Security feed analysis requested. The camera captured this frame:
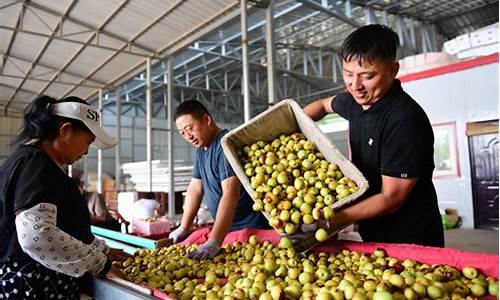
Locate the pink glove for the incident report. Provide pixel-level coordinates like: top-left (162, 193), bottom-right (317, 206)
top-left (188, 239), bottom-right (220, 260)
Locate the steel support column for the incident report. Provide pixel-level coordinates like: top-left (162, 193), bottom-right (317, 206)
top-left (83, 157), bottom-right (88, 190)
top-left (303, 51), bottom-right (308, 75)
top-left (345, 0), bottom-right (352, 18)
top-left (421, 27), bottom-right (428, 53)
top-left (146, 57), bottom-right (153, 192)
top-left (115, 90), bottom-right (122, 190)
top-left (409, 19), bottom-right (416, 49)
top-left (265, 0), bottom-right (277, 105)
top-left (241, 0), bottom-right (251, 122)
top-left (97, 89), bottom-right (103, 194)
top-left (166, 58), bottom-right (175, 219)
top-left (381, 10), bottom-right (388, 26)
top-left (365, 7), bottom-right (374, 24)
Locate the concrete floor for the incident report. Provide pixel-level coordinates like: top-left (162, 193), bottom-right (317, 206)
top-left (444, 228), bottom-right (499, 254)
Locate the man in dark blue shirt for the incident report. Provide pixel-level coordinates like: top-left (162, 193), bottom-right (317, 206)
top-left (169, 100), bottom-right (265, 259)
top-left (304, 24), bottom-right (444, 247)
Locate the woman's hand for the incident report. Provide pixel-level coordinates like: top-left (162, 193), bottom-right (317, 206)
top-left (105, 264), bottom-right (126, 280)
top-left (107, 248), bottom-right (131, 262)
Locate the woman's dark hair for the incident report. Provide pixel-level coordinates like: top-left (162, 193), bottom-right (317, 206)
top-left (14, 95), bottom-right (92, 145)
top-left (340, 24), bottom-right (400, 64)
top-left (174, 100), bottom-right (211, 121)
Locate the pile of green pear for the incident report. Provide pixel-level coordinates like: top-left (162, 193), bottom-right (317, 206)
top-left (115, 235), bottom-right (498, 300)
top-left (237, 132), bottom-right (359, 239)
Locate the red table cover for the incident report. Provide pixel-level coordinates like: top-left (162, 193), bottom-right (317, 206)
top-left (126, 227), bottom-right (498, 299)
top-left (180, 228), bottom-right (499, 278)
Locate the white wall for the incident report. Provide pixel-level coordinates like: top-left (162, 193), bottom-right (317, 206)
top-left (402, 61), bottom-right (499, 228)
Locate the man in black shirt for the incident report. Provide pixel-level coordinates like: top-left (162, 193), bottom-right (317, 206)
top-left (304, 24), bottom-right (444, 247)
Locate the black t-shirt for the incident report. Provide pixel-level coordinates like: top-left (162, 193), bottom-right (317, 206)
top-left (332, 80), bottom-right (444, 247)
top-left (0, 144), bottom-right (94, 263)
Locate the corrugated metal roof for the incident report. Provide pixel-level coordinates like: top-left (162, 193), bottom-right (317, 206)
top-left (1, 0), bottom-right (497, 115)
top-left (436, 3), bottom-right (499, 38)
top-left (0, 0), bottom-right (240, 115)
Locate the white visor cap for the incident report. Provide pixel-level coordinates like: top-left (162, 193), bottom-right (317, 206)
top-left (50, 102), bottom-right (116, 150)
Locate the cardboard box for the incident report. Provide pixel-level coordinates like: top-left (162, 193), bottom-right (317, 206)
top-left (221, 99), bottom-right (369, 236)
top-left (443, 39), bottom-right (459, 55)
top-left (470, 26), bottom-right (499, 47)
top-left (455, 33), bottom-right (472, 52)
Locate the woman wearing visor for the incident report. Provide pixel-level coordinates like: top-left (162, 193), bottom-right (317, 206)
top-left (0, 96), bottom-right (125, 299)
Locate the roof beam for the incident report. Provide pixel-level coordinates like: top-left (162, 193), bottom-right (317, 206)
top-left (0, 0), bottom-right (21, 10)
top-left (25, 4), bottom-right (54, 33)
top-left (282, 18), bottom-right (354, 47)
top-left (388, 0), bottom-right (427, 15)
top-left (0, 82), bottom-right (39, 95)
top-left (0, 74), bottom-right (102, 88)
top-left (5, 0), bottom-right (78, 112)
top-left (433, 2), bottom-right (497, 23)
top-left (1, 1), bottom-right (26, 74)
top-left (0, 103), bottom-right (23, 117)
top-left (296, 0), bottom-right (361, 28)
top-left (85, 0), bottom-right (242, 102)
top-left (120, 40), bottom-right (331, 103)
top-left (33, 0), bottom-right (131, 100)
top-left (349, 0), bottom-right (432, 25)
top-left (170, 2), bottom-right (304, 75)
top-left (0, 26), bottom-right (148, 57)
top-left (171, 6), bottom-right (325, 80)
top-left (324, 0), bottom-right (422, 54)
top-left (4, 53), bottom-right (106, 85)
top-left (421, 0), bottom-right (488, 21)
top-left (26, 1), bottom-right (156, 54)
top-left (186, 47), bottom-right (329, 89)
top-left (61, 0), bottom-right (186, 98)
top-left (105, 80), bottom-right (245, 115)
top-left (178, 0), bottom-right (423, 80)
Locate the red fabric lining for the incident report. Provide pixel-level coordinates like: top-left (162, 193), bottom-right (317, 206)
top-left (180, 228), bottom-right (498, 278)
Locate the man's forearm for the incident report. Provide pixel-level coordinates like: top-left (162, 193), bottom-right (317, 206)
top-left (331, 193), bottom-right (403, 229)
top-left (209, 195), bottom-right (237, 243)
top-left (303, 97), bottom-right (334, 121)
top-left (180, 195), bottom-right (201, 230)
top-left (331, 175), bottom-right (415, 229)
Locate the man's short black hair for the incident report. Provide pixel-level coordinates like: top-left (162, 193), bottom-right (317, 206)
top-left (340, 24), bottom-right (400, 64)
top-left (174, 100), bottom-right (211, 120)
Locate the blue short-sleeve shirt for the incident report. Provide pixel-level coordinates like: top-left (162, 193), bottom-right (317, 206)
top-left (193, 130), bottom-right (265, 231)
